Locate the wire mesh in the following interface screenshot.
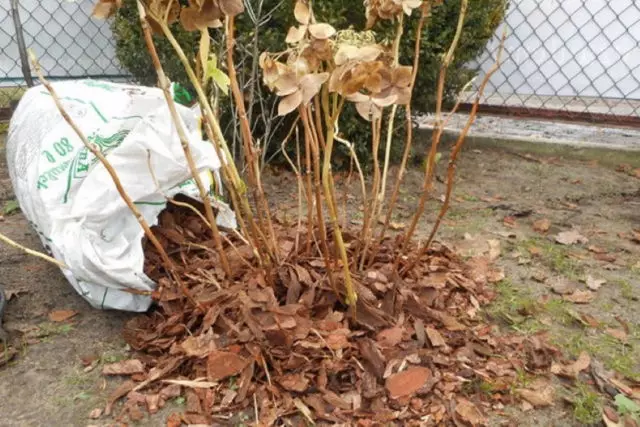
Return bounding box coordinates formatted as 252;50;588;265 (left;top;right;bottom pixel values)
467;0;640;125
0;0;128;113
1;0;639;124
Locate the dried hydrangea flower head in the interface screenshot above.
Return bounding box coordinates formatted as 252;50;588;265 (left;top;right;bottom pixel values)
364;0;423;29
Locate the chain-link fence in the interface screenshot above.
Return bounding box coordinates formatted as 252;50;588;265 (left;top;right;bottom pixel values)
1;0;640;126
0;0;127;119
466;0;640;126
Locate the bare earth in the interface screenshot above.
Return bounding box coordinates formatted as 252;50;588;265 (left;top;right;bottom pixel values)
0;130;638;427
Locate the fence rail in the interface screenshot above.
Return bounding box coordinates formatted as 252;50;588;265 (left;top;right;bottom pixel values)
1;0;639;126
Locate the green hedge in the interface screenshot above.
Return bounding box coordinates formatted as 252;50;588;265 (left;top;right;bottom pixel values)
112;0;504;165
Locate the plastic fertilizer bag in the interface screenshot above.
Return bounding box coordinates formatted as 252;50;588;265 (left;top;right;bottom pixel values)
6;80;235;312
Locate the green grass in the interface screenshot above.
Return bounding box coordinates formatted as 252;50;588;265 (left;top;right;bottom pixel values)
615;280;635;301
517;238;584;280
485;279;546;334
552;331;639;381
572;383;602;425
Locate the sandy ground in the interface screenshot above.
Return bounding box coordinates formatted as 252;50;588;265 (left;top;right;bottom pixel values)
0;130;639;426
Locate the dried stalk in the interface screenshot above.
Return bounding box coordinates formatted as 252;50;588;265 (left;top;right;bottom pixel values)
411;30;506;265
281;125;303;253
301;105;340;298
396;0;468;263
29;51;198;306
137;0;231;278
358;117;383;270
378;14;405;214
375;5;429;247
149;13;266;261
0;232;68;270
320;97;357;306
226;16;278;260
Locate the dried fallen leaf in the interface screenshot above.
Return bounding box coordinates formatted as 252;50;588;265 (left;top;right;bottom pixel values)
385;366;432;399
488;239;501;261
425;327;446;347
551;351;591;378
517;380;555;407
555;230;588;245
279;373;310;392
605;328;628;342
48;309;78;322
586;275;606;291
533;218;551;233
88;408;103;419
102;359;145;376
455;398;487;426
376;327;404;347
551;278;577;295
206;351;248;382
563;290;595;304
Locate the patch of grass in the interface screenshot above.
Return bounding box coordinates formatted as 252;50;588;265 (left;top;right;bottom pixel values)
36;322;74;338
462;377;496;397
552;330;640;381
101;351;128;364
0;122;8;134
2;199;20;216
460;193;480;202
485;280;549;334
615;280;635;301
572;383;602;425
518;238;584;280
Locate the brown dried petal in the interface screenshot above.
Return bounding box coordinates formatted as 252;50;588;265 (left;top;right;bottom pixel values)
294;1;311;25
286;25;307;44
92;0;122;19
219;0;244;16
299;73;329;105
278;90;303;116
308;23;336;40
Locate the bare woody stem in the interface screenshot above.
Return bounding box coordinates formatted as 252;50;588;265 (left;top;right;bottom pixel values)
151;14;266;261
225;16;279;261
396;0;468;265
407;30;507;269
378;14;404;215
376;5;429;248
0;232;68;270
28;51;199;307
321;98;357;306
300;105;340;298
137;0;232;279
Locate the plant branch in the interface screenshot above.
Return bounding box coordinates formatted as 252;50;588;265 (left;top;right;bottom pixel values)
410;30;506;267
137;0;232;279
396;0;468;264
0;232;68;270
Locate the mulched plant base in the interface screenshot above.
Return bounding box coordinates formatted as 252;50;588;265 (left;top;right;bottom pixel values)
105;203;553;426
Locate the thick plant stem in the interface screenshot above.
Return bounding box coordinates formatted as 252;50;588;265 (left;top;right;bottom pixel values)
137;1;231;279
405;31;507;271
396;0;468;265
153;16;265;260
29;51;198;307
301;106;340;298
321;101;357;306
225;16;278;260
376;6;429;249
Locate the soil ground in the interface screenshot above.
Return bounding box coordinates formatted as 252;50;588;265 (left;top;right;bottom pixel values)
0;128;639;426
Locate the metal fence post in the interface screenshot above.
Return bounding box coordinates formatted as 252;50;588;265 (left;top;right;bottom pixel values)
10;0;33;87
